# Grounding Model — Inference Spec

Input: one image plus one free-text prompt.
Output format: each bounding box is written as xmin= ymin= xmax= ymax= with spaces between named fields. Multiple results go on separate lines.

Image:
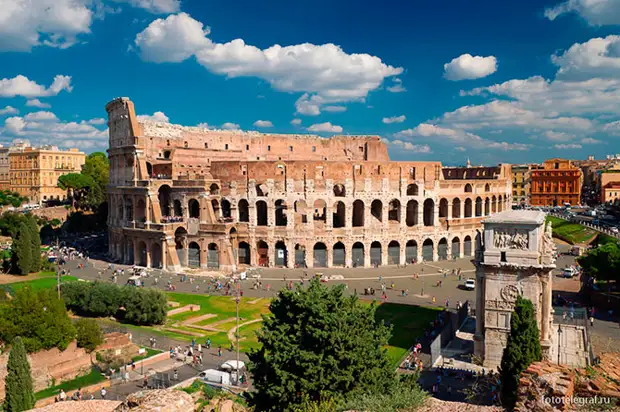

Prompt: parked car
xmin=464 ymin=279 xmax=475 ymax=290
xmin=562 ymin=267 xmax=577 ymax=278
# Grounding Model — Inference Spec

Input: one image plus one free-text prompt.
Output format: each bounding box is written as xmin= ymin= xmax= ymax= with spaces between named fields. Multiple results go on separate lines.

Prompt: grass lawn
xmin=374 ymin=302 xmax=443 ymax=367
xmin=546 ymin=216 xmax=597 ymax=244
xmin=131 ymin=347 xmax=162 ymax=363
xmin=9 ymin=275 xmax=78 ymax=292
xmin=35 ymin=368 xmax=105 ymax=400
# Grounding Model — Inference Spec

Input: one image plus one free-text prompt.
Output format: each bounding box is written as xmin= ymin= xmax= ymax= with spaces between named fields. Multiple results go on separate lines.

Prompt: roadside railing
xmin=547 ymin=212 xmax=620 ymax=240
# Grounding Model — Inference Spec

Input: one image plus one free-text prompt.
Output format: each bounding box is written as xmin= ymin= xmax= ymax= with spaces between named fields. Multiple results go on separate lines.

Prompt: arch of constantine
xmin=106 ymin=97 xmax=512 ymax=272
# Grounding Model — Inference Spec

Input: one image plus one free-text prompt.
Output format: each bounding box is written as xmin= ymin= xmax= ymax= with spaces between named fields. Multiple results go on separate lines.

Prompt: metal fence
xmin=552 ymin=306 xmax=596 ymax=366
xmin=548 ymin=212 xmax=620 ymax=240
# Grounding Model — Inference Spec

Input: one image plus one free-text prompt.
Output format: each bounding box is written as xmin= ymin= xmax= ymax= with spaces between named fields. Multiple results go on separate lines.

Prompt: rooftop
xmin=482 ymin=210 xmax=546 ymax=225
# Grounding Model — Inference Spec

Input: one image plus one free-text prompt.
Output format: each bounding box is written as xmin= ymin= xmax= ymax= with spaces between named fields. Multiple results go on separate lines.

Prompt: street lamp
xmin=235 ymin=283 xmax=241 ymax=385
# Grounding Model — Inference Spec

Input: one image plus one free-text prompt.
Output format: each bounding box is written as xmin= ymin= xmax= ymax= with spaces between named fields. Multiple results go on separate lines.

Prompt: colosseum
xmin=106 ymin=97 xmax=512 ymax=272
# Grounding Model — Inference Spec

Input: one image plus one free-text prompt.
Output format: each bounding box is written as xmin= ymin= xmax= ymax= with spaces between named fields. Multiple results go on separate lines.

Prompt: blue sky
xmin=2 ymin=0 xmax=620 ymax=165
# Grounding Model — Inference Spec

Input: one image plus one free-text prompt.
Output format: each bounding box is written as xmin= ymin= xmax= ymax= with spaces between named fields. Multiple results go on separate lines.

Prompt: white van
xmin=198 ymin=369 xmax=231 ymax=385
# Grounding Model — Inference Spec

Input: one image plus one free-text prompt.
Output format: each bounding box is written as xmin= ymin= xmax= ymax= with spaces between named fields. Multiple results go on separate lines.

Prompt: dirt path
xmin=0 ymin=273 xmax=43 ymax=285
xmin=227 ymin=319 xmax=263 ymax=342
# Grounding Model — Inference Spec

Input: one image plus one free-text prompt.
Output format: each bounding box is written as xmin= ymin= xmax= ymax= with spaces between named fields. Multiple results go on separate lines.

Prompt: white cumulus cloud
xmin=290 ymin=118 xmax=302 ymax=126
xmin=0 ymin=106 xmax=18 ymax=116
xmin=0 ymin=75 xmax=72 ymax=98
xmin=253 ymin=120 xmax=273 ymax=128
xmin=24 ymin=111 xmax=57 ymax=122
xmin=137 ymin=111 xmax=169 ymax=123
xmin=112 ymin=0 xmax=181 ymax=14
xmin=26 ymin=98 xmax=51 ymax=109
xmin=323 ymin=106 xmax=347 ymax=113
xmin=443 ymin=54 xmax=497 ymax=81
xmin=385 ymin=139 xmax=431 ymax=153
xmin=196 ymin=122 xmax=210 ymax=128
xmin=87 ymin=118 xmax=106 ymax=125
xmin=2 ymin=111 xmax=108 ymax=149
xmin=134 ymin=13 xmax=402 ymax=115
xmin=382 ymin=115 xmax=406 ymax=124
xmin=386 ymin=77 xmax=406 ymax=93
xmin=554 ymin=143 xmax=583 ymax=149
xmin=221 ymin=122 xmax=240 ymax=130
xmin=552 ymin=35 xmax=620 ymax=80
xmin=545 ymin=0 xmax=620 ymax=25
xmin=307 ymin=122 xmax=343 ymax=133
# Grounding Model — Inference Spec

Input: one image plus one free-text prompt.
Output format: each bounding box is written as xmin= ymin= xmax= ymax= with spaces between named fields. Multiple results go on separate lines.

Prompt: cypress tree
xmin=12 ymin=223 xmax=33 ymax=275
xmin=4 ymin=337 xmax=36 ymax=412
xmin=25 ymin=216 xmax=41 ymax=271
xmin=499 ymin=295 xmax=542 ymax=408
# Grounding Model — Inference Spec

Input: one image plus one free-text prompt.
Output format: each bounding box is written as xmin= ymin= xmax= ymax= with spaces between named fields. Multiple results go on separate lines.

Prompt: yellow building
xmin=511 ymin=164 xmax=531 ymax=205
xmin=9 ymin=144 xmax=86 ymax=204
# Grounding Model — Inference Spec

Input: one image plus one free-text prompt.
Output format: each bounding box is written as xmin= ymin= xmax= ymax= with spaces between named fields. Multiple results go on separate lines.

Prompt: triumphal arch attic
xmin=106 ymin=97 xmax=513 ymax=272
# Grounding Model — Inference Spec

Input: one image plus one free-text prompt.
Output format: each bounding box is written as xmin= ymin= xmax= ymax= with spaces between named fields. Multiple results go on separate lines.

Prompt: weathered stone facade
xmin=474 ymin=210 xmax=556 ymax=369
xmin=106 ymin=97 xmax=512 ymax=272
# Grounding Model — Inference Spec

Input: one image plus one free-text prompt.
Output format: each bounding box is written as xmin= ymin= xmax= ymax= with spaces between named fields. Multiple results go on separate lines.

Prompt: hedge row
xmin=61 ymin=282 xmax=167 ymax=326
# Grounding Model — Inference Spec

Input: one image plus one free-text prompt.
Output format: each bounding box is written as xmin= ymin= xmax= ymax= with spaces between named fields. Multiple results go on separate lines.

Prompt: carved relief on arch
xmin=500 ymin=285 xmax=520 ymax=302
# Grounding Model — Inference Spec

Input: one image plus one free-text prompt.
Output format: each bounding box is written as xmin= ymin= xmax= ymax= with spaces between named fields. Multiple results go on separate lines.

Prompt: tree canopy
xmin=57 ymin=152 xmax=109 ymax=212
xmin=500 ymin=296 xmax=542 ymax=409
xmin=0 ymin=287 xmax=76 ymax=353
xmin=4 ymin=337 xmax=35 ymax=412
xmin=248 ymin=278 xmax=394 ymax=411
xmin=577 ymin=242 xmax=620 ymax=283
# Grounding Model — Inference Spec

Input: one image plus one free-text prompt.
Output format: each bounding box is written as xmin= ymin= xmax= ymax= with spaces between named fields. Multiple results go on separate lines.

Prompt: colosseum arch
xmin=406 ymin=200 xmax=418 ymax=226
xmin=451 ymin=237 xmax=460 ymax=258
xmin=484 ymin=197 xmax=490 ymax=215
xmin=189 ymin=198 xmax=200 ymax=218
xmin=407 ymin=184 xmax=419 ymax=196
xmin=137 ymin=241 xmax=147 ymax=266
xmin=256 ymin=200 xmax=268 ymax=226
xmin=151 ymin=243 xmax=162 ymax=269
xmin=438 ymin=238 xmax=448 ymax=260
xmin=209 ymin=183 xmax=220 ymax=195
xmin=173 ymin=199 xmax=182 ymax=217
xmin=294 ymin=200 xmax=308 ymax=224
xmin=275 ymin=241 xmax=287 ymax=267
xmin=465 ymin=183 xmax=473 ymax=193
xmin=388 ymin=199 xmax=401 ymax=223
xmin=439 ymin=198 xmax=448 ymax=218
xmin=238 ymin=199 xmax=249 ymax=222
xmin=313 ymin=199 xmax=327 ymax=224
xmin=294 ymin=244 xmax=306 ymax=267
xmin=406 ymin=240 xmax=418 ymax=263
xmin=352 ymin=242 xmax=364 ymax=267
xmin=275 ymin=199 xmax=287 ymax=226
xmin=352 ymin=200 xmax=365 ymax=227
xmin=188 ymin=242 xmax=200 ymax=268
xmin=498 ymin=196 xmax=504 ymax=212
xmin=452 ymin=198 xmax=461 ymax=218
xmin=207 ymin=243 xmax=219 ymax=268
xmin=333 ymin=201 xmax=346 ymax=228
xmin=333 ymin=184 xmax=345 ymax=197
xmin=370 ymin=241 xmax=382 ymax=266
xmin=333 ymin=242 xmax=346 ymax=266
xmin=475 ymin=197 xmax=483 ymax=217
xmin=464 ymin=198 xmax=473 ymax=217
xmin=422 ymin=238 xmax=434 ymax=261
xmin=238 ymin=241 xmax=251 ymax=265
xmin=257 ymin=240 xmax=269 ymax=266
xmin=485 ymin=183 xmax=490 ymax=192
xmin=221 ymin=199 xmax=232 ymax=218
xmin=423 ymin=199 xmax=434 ymax=226
xmin=314 ymin=242 xmax=327 ymax=267
xmin=464 ymin=235 xmax=472 ymax=256
xmin=124 ymin=197 xmax=133 ymax=221
xmin=158 ymin=185 xmax=172 ymax=216
xmin=491 ymin=195 xmax=497 ymax=213
xmin=388 ymin=241 xmax=400 ymax=265
xmin=371 ymin=200 xmax=383 ymax=224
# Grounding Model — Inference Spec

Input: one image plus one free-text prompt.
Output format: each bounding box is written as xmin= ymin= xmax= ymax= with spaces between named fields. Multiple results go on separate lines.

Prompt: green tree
xmin=0 ymin=287 xmax=76 ymax=353
xmin=577 ymin=242 xmax=620 ymax=288
xmin=58 ymin=173 xmax=95 ymax=210
xmin=3 ymin=337 xmax=35 ymax=412
xmin=499 ymin=296 xmax=542 ymax=409
xmin=81 ymin=152 xmax=109 ymax=209
xmin=123 ymin=288 xmax=168 ymax=325
xmin=75 ymin=318 xmax=104 ymax=352
xmin=248 ymin=279 xmax=394 ymax=411
xmin=25 ymin=214 xmax=41 ymax=271
xmin=0 ymin=212 xmax=28 ymax=237
xmin=12 ymin=223 xmax=33 ymax=275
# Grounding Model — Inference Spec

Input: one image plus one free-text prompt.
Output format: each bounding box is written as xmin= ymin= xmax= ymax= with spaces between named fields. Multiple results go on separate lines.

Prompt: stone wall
xmin=0 ymin=333 xmax=132 ymax=399
xmin=31 ymin=206 xmax=71 ymax=222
